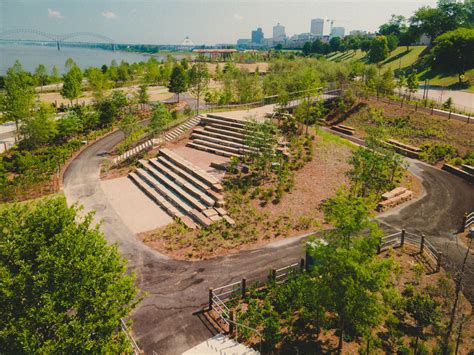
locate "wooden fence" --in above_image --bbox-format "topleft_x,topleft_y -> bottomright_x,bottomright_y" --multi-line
377,229 -> 443,272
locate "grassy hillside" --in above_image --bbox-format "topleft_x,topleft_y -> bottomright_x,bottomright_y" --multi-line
326,45 -> 474,92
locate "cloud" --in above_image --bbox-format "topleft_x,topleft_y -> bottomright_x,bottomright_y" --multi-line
48,9 -> 63,19
102,11 -> 118,20
233,13 -> 244,21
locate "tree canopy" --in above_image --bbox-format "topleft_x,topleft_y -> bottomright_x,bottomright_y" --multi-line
168,64 -> 188,102
0,197 -> 138,353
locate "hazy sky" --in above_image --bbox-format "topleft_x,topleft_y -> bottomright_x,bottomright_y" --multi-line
1,0 -> 438,45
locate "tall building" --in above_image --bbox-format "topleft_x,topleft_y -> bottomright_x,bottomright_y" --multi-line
273,23 -> 286,41
330,27 -> 345,39
251,27 -> 264,44
310,18 -> 329,36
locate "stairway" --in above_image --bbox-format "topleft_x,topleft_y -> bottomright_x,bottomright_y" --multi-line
182,334 -> 260,355
186,114 -> 255,158
129,148 -> 235,229
155,115 -> 202,145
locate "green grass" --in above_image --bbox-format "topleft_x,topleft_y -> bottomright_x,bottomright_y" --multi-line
317,128 -> 357,150
327,45 -> 473,92
379,46 -> 426,72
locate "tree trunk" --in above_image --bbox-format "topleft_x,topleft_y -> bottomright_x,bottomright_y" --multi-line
177,93 -> 180,103
337,317 -> 344,354
196,93 -> 200,115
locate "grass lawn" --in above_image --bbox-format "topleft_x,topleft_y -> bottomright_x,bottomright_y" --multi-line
380,46 -> 426,72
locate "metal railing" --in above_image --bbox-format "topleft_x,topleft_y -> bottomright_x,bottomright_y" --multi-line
463,212 -> 474,230
120,318 -> 141,355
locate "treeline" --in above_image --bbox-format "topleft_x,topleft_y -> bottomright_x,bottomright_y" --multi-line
302,0 -> 473,81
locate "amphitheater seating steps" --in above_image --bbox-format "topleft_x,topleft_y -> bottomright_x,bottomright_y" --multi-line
128,148 -> 230,229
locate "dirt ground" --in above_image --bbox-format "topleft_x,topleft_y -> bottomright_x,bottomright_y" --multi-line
206,62 -> 269,74
344,100 -> 474,156
39,85 -> 173,106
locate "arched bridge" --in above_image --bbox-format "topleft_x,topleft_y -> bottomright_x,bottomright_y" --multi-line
0,28 -> 116,50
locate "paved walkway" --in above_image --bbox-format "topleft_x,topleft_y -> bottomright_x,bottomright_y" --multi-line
415,87 -> 474,113
63,107 -> 474,354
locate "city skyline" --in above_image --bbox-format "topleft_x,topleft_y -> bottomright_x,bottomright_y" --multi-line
2,0 -> 438,45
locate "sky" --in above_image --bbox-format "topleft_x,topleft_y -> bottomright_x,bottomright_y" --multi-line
1,0 -> 438,45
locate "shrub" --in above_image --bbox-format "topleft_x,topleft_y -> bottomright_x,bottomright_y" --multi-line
419,143 -> 458,164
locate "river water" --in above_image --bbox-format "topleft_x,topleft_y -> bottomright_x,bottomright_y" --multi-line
0,43 -> 163,75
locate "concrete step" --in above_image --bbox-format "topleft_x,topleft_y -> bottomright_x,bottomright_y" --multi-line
191,133 -> 254,151
206,114 -> 248,126
186,141 -> 242,159
135,168 -> 193,213
193,127 -> 246,144
183,334 -> 259,355
128,173 -> 184,219
203,125 -> 246,139
140,161 -> 208,212
147,159 -> 215,207
159,148 -> 223,192
190,138 -> 253,155
202,116 -> 246,129
208,122 -> 246,134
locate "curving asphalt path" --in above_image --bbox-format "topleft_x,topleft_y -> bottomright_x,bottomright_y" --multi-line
63,125 -> 474,354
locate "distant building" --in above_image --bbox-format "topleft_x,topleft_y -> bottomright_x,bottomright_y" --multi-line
237,38 -> 252,49
310,18 -> 330,37
330,27 -> 345,39
251,27 -> 264,44
181,37 -> 195,46
273,23 -> 286,42
349,30 -> 367,36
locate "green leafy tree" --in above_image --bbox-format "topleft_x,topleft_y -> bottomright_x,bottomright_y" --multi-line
34,64 -> 49,91
0,197 -> 138,353
430,28 -> 474,83
118,113 -> 139,138
97,91 -> 128,127
61,65 -> 83,105
188,62 -> 210,114
329,36 -> 342,52
50,65 -> 61,84
136,84 -> 150,109
386,34 -> 399,52
20,104 -> 58,148
85,67 -> 110,102
405,291 -> 441,349
406,70 -> 419,100
56,111 -> 84,141
1,61 -> 37,138
312,193 -> 392,353
149,102 -> 172,138
347,127 -> 406,199
376,69 -> 396,96
168,64 -> 188,102
368,36 -> 390,63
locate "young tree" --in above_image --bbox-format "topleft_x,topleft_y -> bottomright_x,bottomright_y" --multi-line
118,113 -> 139,138
347,127 -> 406,199
34,64 -> 49,91
368,36 -> 390,63
50,65 -> 61,84
86,67 -> 110,102
168,64 -> 188,102
406,70 -> 419,100
136,84 -> 150,109
149,102 -> 172,139
312,192 -> 392,353
0,197 -> 138,353
61,65 -> 83,105
188,62 -> 210,114
20,104 -> 58,148
1,61 -> 37,139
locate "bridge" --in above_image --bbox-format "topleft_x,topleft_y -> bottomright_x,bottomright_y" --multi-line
0,28 -> 116,51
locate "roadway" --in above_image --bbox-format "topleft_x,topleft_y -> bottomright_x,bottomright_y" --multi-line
63,107 -> 474,354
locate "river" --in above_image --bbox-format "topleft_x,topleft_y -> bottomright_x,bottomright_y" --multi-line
0,43 -> 168,74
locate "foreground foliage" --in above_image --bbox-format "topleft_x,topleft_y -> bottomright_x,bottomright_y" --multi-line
0,197 -> 138,353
